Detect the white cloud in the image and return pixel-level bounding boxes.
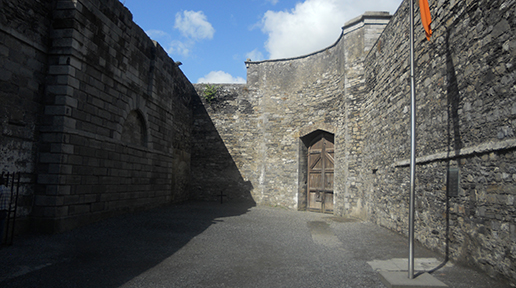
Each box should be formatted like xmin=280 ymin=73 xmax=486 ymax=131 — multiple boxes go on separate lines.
xmin=197 ymin=71 xmax=246 ymax=84
xmin=146 ymin=12 xmax=215 ymax=58
xmin=246 ymin=49 xmax=264 ymax=61
xmin=260 ymin=0 xmax=402 ymax=59
xmin=174 ymin=10 xmax=215 ymax=40
xmin=267 ymin=0 xmax=279 ymax=5
xmin=166 ymin=40 xmax=191 ymax=57
xmin=144 ymin=30 xmax=191 ymax=57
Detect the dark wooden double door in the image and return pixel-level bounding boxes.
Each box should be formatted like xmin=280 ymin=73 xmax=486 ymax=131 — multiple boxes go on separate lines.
xmin=307 ymin=134 xmax=334 ymax=213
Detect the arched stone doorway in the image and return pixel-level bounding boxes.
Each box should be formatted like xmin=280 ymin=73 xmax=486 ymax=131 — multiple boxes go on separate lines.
xmin=299 ymin=129 xmax=335 ymax=213
xmin=307 ymin=132 xmax=334 ymax=213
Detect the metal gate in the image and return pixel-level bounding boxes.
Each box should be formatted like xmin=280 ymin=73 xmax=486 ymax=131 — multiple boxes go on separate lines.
xmin=1 ymin=172 xmax=20 ymax=245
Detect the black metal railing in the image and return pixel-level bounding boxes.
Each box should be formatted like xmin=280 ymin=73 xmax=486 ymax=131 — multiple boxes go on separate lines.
xmin=1 ymin=172 xmax=20 ymax=246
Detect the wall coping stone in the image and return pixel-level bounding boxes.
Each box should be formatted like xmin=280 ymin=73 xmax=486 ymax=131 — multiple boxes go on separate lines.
xmin=245 ymin=11 xmax=391 ymax=66
xmin=342 ymin=11 xmax=392 ymax=35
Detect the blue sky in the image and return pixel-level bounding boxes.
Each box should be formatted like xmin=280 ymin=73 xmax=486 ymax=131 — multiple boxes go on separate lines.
xmin=121 ymin=0 xmax=403 ymax=84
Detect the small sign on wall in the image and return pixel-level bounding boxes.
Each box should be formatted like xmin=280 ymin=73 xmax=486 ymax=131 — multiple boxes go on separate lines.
xmin=447 ymin=167 xmax=460 ymax=197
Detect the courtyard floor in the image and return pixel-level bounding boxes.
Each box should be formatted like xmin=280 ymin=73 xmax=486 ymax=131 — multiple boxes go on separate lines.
xmin=0 ymin=201 xmax=512 ymax=287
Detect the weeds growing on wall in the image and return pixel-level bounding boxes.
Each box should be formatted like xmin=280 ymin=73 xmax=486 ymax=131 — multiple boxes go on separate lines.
xmin=203 ymin=84 xmax=218 ymax=104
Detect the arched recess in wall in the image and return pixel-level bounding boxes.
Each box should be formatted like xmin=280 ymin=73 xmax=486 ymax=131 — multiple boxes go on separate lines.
xmin=114 ymin=95 xmax=153 ymax=149
xmin=121 ymin=109 xmax=148 ymax=147
xmin=297 ymin=126 xmax=336 ymax=213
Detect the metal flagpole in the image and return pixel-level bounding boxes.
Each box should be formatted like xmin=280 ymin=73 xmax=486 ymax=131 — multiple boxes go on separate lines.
xmin=408 ymin=0 xmax=416 ymax=280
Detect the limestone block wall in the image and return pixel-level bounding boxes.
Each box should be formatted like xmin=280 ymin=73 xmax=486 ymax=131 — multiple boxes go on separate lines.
xmin=0 ymin=0 xmax=52 ymax=223
xmin=334 ymin=12 xmax=392 ymax=218
xmin=190 ymin=13 xmax=391 ymax=212
xmin=361 ymin=0 xmax=516 ymax=281
xmin=0 ymin=0 xmax=195 ymax=233
xmin=34 ymin=0 xmax=195 ymax=233
xmin=191 ymin=84 xmax=256 ymax=203
xmin=245 ymin=46 xmax=344 ymax=209
xmin=192 ymin=30 xmax=347 ymax=209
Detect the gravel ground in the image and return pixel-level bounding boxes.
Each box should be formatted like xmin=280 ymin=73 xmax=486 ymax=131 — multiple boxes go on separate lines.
xmin=0 ymin=201 xmax=512 ymax=287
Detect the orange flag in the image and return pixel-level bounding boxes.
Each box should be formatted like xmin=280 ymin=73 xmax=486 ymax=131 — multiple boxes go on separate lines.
xmin=419 ymin=0 xmax=432 ymax=40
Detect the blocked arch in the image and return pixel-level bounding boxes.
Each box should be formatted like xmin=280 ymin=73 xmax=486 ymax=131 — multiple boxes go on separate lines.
xmin=121 ymin=109 xmax=148 ymax=147
xmin=114 ymin=95 xmax=153 ymax=149
xmin=297 ymin=127 xmax=336 ymax=211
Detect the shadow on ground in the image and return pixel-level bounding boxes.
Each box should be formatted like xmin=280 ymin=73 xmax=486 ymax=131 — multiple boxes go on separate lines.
xmin=0 ymin=201 xmax=254 ymax=288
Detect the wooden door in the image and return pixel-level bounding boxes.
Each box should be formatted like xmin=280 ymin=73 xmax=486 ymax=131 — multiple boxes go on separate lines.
xmin=307 ymin=134 xmax=334 ymax=213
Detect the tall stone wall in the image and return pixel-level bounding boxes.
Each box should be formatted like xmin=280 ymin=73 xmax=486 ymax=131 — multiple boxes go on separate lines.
xmin=191 ymin=84 xmax=256 ymax=203
xmin=1 ymin=0 xmax=195 ymax=233
xmin=35 ymin=0 xmax=195 ymax=233
xmin=0 ymin=0 xmax=53 ymax=224
xmin=192 ymin=2 xmax=516 ymax=282
xmin=2 ymin=0 xmax=515 ymax=282
xmin=191 ymin=14 xmax=391 ymax=211
xmin=245 ymin=41 xmax=345 ymax=209
xmin=334 ymin=12 xmax=392 ymax=218
xmin=191 ymin=35 xmax=346 ymax=209
xmin=361 ymin=0 xmax=516 ymax=281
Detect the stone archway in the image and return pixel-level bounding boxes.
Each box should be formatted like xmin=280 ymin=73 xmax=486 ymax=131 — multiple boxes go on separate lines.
xmin=298 ymin=126 xmax=336 ymax=212
xmin=306 ymin=132 xmax=334 ymax=213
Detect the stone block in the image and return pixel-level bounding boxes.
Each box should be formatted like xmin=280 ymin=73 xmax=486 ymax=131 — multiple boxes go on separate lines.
xmin=43 ymin=206 xmax=69 ymax=218
xmin=47 ymin=163 xmax=71 ymax=175
xmin=35 ymin=195 xmax=64 ymax=206
xmin=47 ymin=85 xmax=74 ymax=96
xmin=56 ymin=75 xmax=80 ymax=89
xmin=91 ymin=202 xmax=105 ymax=212
xmin=55 ymin=96 xmax=78 ymax=108
xmin=0 ymin=69 xmax=13 ymax=81
xmin=81 ymin=194 xmax=97 ymax=203
xmin=69 ymin=204 xmax=90 ymax=215
xmin=52 ymin=115 xmax=77 ymax=129
xmin=45 ymin=105 xmax=72 ymax=116
xmin=74 ymin=184 xmax=93 ymax=195
xmin=49 ymin=65 xmax=76 ymax=76
xmin=39 ymin=153 xmax=63 ymax=164
xmin=50 ymin=143 xmax=74 ymax=154
xmin=46 ymin=185 xmax=72 ymax=196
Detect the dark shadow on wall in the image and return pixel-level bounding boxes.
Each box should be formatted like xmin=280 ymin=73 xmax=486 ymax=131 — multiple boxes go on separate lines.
xmin=190 ymin=89 xmax=256 ymax=205
xmin=445 ymin=30 xmax=463 ymax=155
xmin=443 ymin=21 xmax=464 ymax=266
xmin=297 ymin=138 xmax=308 ymax=211
xmin=0 ymin=89 xmax=257 ymax=287
xmin=0 ymin=201 xmax=254 ymax=287
xmin=417 ymin=24 xmax=463 ymax=278
xmin=0 ymin=89 xmax=256 ymax=287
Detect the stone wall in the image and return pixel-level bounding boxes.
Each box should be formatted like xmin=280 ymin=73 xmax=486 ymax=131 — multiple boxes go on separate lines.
xmin=192 ymin=2 xmax=516 ymax=282
xmin=191 ymin=84 xmax=255 ymax=203
xmin=2 ymin=0 xmax=515 ymax=282
xmin=245 ymin=43 xmax=344 ymax=209
xmin=361 ymin=0 xmax=516 ymax=281
xmin=1 ymin=0 xmax=195 ymax=233
xmin=191 ymin=35 xmax=345 ymax=208
xmin=0 ymin=0 xmax=52 ymax=224
xmin=191 ymin=13 xmax=391 ymax=211
xmin=335 ymin=12 xmax=392 ymax=218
